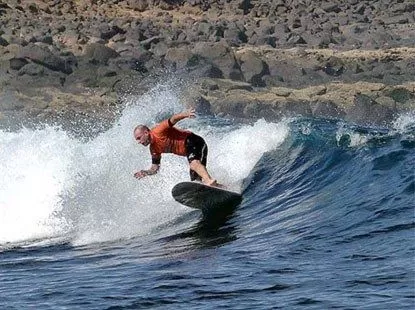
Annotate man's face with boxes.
[135,130,150,146]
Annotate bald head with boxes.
[134,125,151,146]
[134,125,149,136]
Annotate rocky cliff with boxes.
[0,0,414,130]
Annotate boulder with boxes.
[164,46,193,69]
[127,0,149,12]
[235,49,269,86]
[0,36,8,46]
[385,87,414,104]
[18,43,74,74]
[223,21,248,46]
[204,78,253,92]
[191,41,243,80]
[346,94,396,125]
[83,43,119,65]
[278,99,313,118]
[312,100,346,119]
[9,58,28,70]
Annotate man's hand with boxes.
[186,108,196,119]
[170,108,196,125]
[134,170,148,179]
[134,165,159,179]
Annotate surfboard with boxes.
[172,182,242,212]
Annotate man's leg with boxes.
[186,133,218,186]
[189,160,217,186]
[189,169,201,182]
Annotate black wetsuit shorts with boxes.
[185,133,208,181]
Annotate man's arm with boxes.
[134,164,160,179]
[169,109,195,126]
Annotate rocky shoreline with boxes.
[0,0,414,131]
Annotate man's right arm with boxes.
[134,151,161,179]
[134,164,160,179]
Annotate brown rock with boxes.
[164,46,193,69]
[236,49,269,86]
[192,41,243,80]
[83,43,119,64]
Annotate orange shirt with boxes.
[150,120,191,160]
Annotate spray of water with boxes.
[0,126,76,245]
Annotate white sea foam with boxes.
[199,119,290,191]
[335,121,374,148]
[334,112,415,148]
[0,84,289,247]
[392,111,415,134]
[335,126,368,148]
[0,126,76,245]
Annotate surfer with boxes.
[133,109,219,187]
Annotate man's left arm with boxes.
[169,109,195,126]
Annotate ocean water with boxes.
[0,84,414,309]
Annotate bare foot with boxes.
[205,179,217,186]
[206,179,225,189]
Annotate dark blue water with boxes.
[1,113,414,309]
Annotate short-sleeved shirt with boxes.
[150,119,191,164]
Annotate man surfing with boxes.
[133,109,220,187]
